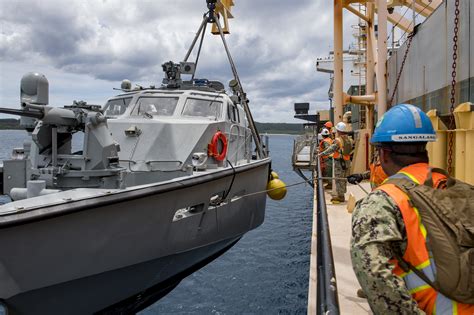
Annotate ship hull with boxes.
[0,159,270,314]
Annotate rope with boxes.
[222,158,236,200]
[226,176,349,201]
[356,183,370,195]
[231,178,314,200]
[217,174,372,205]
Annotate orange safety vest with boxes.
[369,161,387,190]
[377,163,474,315]
[332,137,351,161]
[319,138,333,159]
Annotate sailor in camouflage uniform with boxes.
[351,189,424,314]
[319,121,352,203]
[319,128,333,189]
[350,104,474,315]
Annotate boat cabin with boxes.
[103,87,252,186]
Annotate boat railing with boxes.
[315,157,340,315]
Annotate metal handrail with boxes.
[315,157,340,315]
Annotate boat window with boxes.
[227,103,239,123]
[104,97,132,116]
[182,98,222,119]
[137,97,179,116]
[239,108,247,126]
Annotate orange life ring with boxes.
[208,131,228,161]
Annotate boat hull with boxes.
[0,159,270,314]
[7,236,241,315]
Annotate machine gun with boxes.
[0,73,123,200]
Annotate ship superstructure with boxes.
[315,0,473,183]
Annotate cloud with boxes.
[0,0,357,122]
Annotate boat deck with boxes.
[307,181,372,314]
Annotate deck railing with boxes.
[315,157,340,315]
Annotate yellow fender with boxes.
[267,171,287,200]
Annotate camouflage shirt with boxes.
[320,136,352,157]
[320,138,332,151]
[350,190,426,315]
[320,141,339,156]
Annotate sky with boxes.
[0,0,359,123]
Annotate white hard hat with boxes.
[321,128,330,136]
[335,122,348,132]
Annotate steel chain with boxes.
[389,32,415,106]
[447,0,460,175]
[390,0,433,106]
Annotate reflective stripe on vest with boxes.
[319,138,333,159]
[377,163,474,315]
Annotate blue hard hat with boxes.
[371,104,436,144]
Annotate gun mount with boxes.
[1,74,123,200]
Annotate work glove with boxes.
[347,173,363,185]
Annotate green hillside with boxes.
[255,122,303,135]
[0,119,20,130]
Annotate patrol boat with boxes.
[0,5,271,314]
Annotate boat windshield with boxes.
[182,98,222,120]
[137,97,179,116]
[104,97,132,116]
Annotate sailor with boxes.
[324,121,333,129]
[319,128,333,189]
[319,121,352,203]
[347,150,387,190]
[323,121,334,139]
[350,104,474,314]
[347,149,388,299]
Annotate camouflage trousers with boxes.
[333,159,350,198]
[321,158,333,185]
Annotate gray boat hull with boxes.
[7,236,241,315]
[0,159,270,314]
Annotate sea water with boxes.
[0,131,312,313]
[143,134,312,314]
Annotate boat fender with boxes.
[267,171,287,200]
[208,131,228,161]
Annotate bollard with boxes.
[426,109,447,169]
[453,103,474,184]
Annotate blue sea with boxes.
[0,130,313,314]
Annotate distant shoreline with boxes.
[0,129,300,135]
[0,119,21,130]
